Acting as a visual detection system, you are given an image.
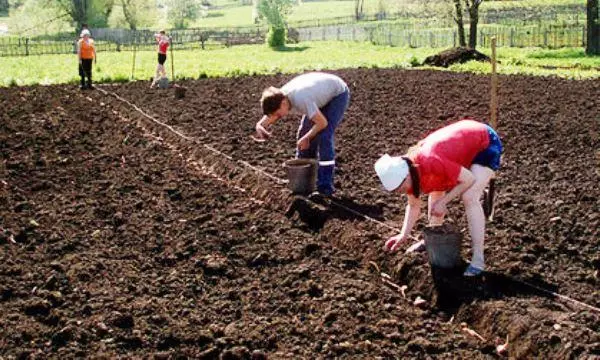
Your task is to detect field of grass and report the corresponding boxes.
[1,41,598,87]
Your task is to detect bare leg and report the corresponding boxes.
[461,164,495,270]
[151,64,161,87]
[428,191,445,226]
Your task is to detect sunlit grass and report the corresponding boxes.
[1,42,598,87]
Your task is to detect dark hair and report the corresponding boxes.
[260,87,286,115]
[402,156,420,197]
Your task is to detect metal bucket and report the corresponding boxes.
[283,159,318,195]
[158,77,169,89]
[423,225,462,269]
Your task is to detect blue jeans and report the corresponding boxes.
[297,88,350,195]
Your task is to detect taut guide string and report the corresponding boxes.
[93,86,600,314]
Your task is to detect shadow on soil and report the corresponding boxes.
[429,264,557,315]
[284,195,384,232]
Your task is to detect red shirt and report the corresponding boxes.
[158,37,169,54]
[410,119,490,194]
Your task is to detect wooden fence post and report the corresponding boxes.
[131,39,136,80]
[490,37,498,130]
[25,38,29,56]
[510,27,514,47]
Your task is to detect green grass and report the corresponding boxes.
[1,41,598,87]
[450,47,600,78]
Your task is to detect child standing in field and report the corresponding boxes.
[150,30,171,88]
[77,29,96,90]
[374,119,503,276]
[255,72,350,196]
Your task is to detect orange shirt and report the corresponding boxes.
[78,38,95,59]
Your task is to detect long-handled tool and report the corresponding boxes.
[170,35,174,83]
[484,37,498,221]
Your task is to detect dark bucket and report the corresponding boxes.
[174,85,187,99]
[423,225,462,269]
[158,77,169,89]
[283,159,318,195]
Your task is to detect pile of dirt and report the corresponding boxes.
[423,47,491,68]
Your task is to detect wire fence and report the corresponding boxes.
[0,28,265,56]
[298,23,588,49]
[0,4,590,57]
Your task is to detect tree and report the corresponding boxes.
[257,0,293,47]
[354,0,364,20]
[121,0,137,29]
[166,0,201,29]
[587,0,599,55]
[0,0,9,15]
[465,0,483,48]
[453,0,466,46]
[55,0,88,30]
[451,0,484,49]
[54,0,112,29]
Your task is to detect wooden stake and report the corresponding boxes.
[170,36,174,82]
[485,37,499,222]
[131,42,136,80]
[490,37,498,129]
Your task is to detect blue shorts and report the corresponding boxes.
[472,125,503,171]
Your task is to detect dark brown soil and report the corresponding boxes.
[1,69,599,359]
[424,47,491,67]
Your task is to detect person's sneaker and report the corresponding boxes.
[317,187,334,197]
[463,264,484,277]
[308,191,328,205]
[405,240,426,253]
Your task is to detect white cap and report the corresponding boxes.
[80,29,91,37]
[374,154,409,191]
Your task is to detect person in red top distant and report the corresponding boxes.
[374,119,503,276]
[150,30,171,88]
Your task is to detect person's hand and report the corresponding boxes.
[94,58,97,64]
[254,122,272,140]
[384,234,407,252]
[431,199,447,218]
[297,136,310,151]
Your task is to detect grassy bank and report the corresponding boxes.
[1,41,598,87]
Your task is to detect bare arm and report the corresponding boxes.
[399,194,422,240]
[431,167,475,217]
[303,109,328,141]
[297,109,328,150]
[385,194,422,252]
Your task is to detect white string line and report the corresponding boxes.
[97,87,287,185]
[95,86,600,314]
